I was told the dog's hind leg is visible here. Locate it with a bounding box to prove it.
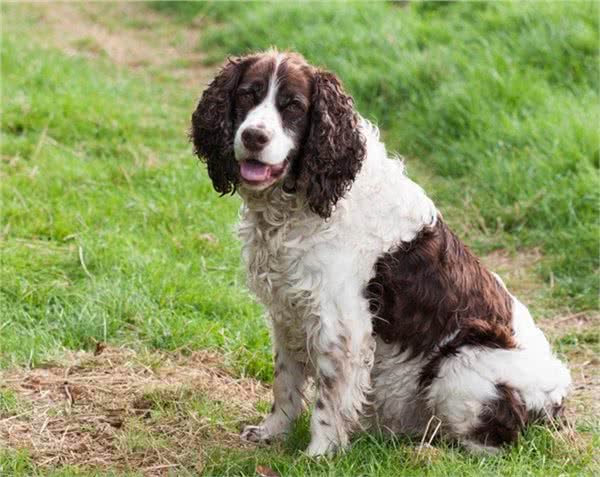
[423,343,570,453]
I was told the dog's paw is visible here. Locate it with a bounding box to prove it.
[304,438,337,458]
[241,425,272,444]
[461,439,502,456]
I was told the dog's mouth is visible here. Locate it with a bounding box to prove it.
[239,159,288,187]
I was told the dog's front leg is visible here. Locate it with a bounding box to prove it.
[305,297,375,457]
[241,330,306,443]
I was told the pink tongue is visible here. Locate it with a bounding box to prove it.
[240,160,271,182]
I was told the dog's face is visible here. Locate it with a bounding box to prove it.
[232,53,312,190]
[191,50,366,218]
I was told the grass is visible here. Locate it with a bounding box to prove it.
[0,10,271,379]
[0,388,27,416]
[202,426,595,477]
[1,2,598,476]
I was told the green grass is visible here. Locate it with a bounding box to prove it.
[0,22,271,378]
[1,2,599,476]
[0,388,28,416]
[202,425,597,477]
[0,449,141,477]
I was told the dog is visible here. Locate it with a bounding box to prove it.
[190,50,571,456]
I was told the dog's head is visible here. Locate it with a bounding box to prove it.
[191,50,365,218]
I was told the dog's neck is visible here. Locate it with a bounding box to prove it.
[239,184,308,224]
[238,184,330,251]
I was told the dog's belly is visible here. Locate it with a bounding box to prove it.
[370,338,433,435]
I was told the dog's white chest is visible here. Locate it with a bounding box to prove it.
[240,209,323,361]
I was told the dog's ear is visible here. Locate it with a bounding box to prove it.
[190,56,254,194]
[297,70,366,218]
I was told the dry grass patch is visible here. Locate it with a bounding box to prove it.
[541,310,600,339]
[566,345,600,424]
[482,247,545,299]
[549,311,600,423]
[0,346,270,475]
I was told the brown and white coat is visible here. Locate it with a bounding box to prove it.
[191,50,571,456]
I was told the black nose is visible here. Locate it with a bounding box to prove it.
[242,127,271,151]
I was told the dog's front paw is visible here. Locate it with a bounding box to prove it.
[305,437,338,458]
[241,425,272,444]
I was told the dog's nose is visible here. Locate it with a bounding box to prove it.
[242,127,271,152]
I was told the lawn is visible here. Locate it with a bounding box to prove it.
[1,2,598,476]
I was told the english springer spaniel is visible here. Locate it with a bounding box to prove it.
[191,50,571,456]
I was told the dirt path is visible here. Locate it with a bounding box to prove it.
[11,2,213,90]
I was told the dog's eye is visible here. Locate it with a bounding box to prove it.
[237,91,256,109]
[283,100,305,114]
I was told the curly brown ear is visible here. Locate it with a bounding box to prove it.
[190,56,255,194]
[297,71,366,218]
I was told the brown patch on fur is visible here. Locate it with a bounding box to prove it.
[295,69,366,218]
[470,384,528,447]
[366,218,515,385]
[275,55,313,112]
[321,375,335,390]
